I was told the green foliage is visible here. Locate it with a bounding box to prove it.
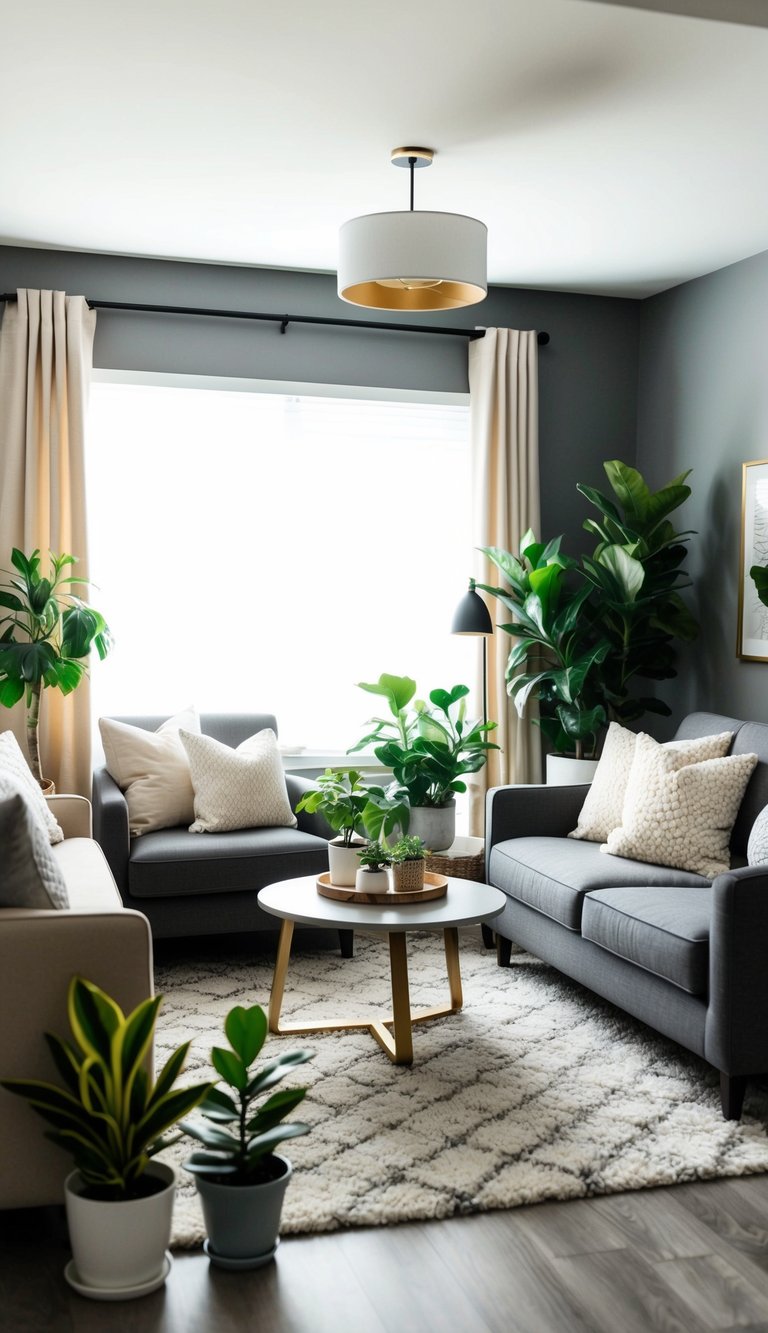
[0,548,112,780]
[1,977,211,1201]
[295,768,370,846]
[388,835,428,863]
[181,1005,313,1185]
[750,564,768,608]
[356,840,391,870]
[477,462,698,757]
[349,674,499,810]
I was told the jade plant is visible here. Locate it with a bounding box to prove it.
[1,976,212,1201]
[0,548,112,783]
[181,1004,313,1185]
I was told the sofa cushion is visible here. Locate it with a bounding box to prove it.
[128,826,330,898]
[0,730,63,844]
[100,706,201,836]
[0,791,69,909]
[488,837,710,931]
[582,886,712,996]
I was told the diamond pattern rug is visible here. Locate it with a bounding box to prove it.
[153,928,768,1248]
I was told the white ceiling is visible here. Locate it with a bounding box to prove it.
[2,0,767,298]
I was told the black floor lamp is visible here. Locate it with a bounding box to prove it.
[451,578,493,727]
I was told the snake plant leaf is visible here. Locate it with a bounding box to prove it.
[145,1042,192,1111]
[225,1005,268,1068]
[68,977,123,1065]
[137,1083,213,1147]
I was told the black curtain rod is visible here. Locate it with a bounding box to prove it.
[0,293,550,345]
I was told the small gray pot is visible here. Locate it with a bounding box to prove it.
[191,1154,292,1264]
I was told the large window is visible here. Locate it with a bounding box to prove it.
[87,375,477,755]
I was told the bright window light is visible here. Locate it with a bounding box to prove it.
[87,378,478,755]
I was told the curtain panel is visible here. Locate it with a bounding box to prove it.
[468,328,541,835]
[0,289,97,796]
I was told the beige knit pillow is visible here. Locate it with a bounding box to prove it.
[100,706,201,835]
[180,728,297,834]
[569,723,733,844]
[0,729,63,844]
[603,732,757,878]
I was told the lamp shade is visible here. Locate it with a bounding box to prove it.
[451,580,493,635]
[338,210,487,312]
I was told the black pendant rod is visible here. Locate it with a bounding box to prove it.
[0,293,550,345]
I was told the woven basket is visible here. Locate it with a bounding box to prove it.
[424,849,485,882]
[391,860,426,893]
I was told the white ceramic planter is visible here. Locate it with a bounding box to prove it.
[192,1154,292,1265]
[64,1161,175,1291]
[327,837,367,887]
[355,866,390,892]
[546,755,599,786]
[407,801,456,853]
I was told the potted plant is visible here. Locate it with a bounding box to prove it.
[0,548,112,790]
[355,840,392,892]
[1,976,211,1297]
[180,1003,313,1269]
[389,835,429,892]
[295,767,370,886]
[478,461,698,782]
[350,673,498,851]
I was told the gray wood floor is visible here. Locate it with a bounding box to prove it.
[5,1174,768,1332]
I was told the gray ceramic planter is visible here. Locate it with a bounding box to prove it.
[191,1154,292,1265]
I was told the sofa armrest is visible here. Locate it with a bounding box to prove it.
[46,794,92,839]
[91,766,131,893]
[705,865,768,1075]
[285,773,335,840]
[485,782,590,867]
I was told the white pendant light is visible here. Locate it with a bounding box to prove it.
[337,148,487,312]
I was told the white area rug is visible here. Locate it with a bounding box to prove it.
[153,929,768,1248]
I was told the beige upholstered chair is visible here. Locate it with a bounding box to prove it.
[0,795,153,1208]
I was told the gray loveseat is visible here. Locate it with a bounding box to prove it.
[92,712,340,944]
[485,711,768,1121]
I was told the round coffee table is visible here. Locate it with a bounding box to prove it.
[257,875,505,1065]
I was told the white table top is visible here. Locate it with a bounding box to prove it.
[258,875,505,933]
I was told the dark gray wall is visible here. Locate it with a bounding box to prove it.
[636,248,768,726]
[0,245,639,544]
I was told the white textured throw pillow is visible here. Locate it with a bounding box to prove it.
[747,804,768,865]
[569,723,734,844]
[604,732,757,878]
[99,706,201,836]
[180,728,297,834]
[0,783,69,908]
[0,729,63,844]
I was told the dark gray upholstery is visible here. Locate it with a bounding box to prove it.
[582,887,712,995]
[485,712,768,1116]
[92,713,334,940]
[489,837,708,931]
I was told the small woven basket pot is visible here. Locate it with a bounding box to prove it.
[392,859,426,893]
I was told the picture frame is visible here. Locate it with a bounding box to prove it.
[738,459,768,661]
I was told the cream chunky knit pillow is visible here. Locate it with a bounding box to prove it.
[0,729,63,844]
[603,732,757,878]
[180,728,297,833]
[569,723,734,844]
[100,706,201,836]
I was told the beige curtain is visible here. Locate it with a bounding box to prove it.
[0,289,97,796]
[467,328,541,835]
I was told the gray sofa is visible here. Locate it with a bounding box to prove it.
[485,711,768,1121]
[92,712,341,945]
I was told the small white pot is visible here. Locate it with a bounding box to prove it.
[327,837,367,887]
[546,755,599,786]
[407,801,455,853]
[355,866,390,892]
[64,1161,175,1291]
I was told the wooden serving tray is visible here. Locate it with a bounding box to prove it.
[316,871,448,906]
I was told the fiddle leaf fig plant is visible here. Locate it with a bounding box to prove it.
[0,548,112,783]
[1,977,212,1201]
[181,1004,313,1185]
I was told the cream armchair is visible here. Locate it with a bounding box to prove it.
[0,795,153,1208]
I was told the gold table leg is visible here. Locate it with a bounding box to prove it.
[268,925,465,1064]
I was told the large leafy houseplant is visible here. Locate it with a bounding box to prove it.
[0,548,112,784]
[1,976,211,1201]
[478,462,698,759]
[349,673,499,812]
[295,767,370,846]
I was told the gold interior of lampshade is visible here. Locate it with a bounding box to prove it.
[339,277,486,312]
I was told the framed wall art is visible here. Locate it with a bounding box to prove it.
[738,459,768,661]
